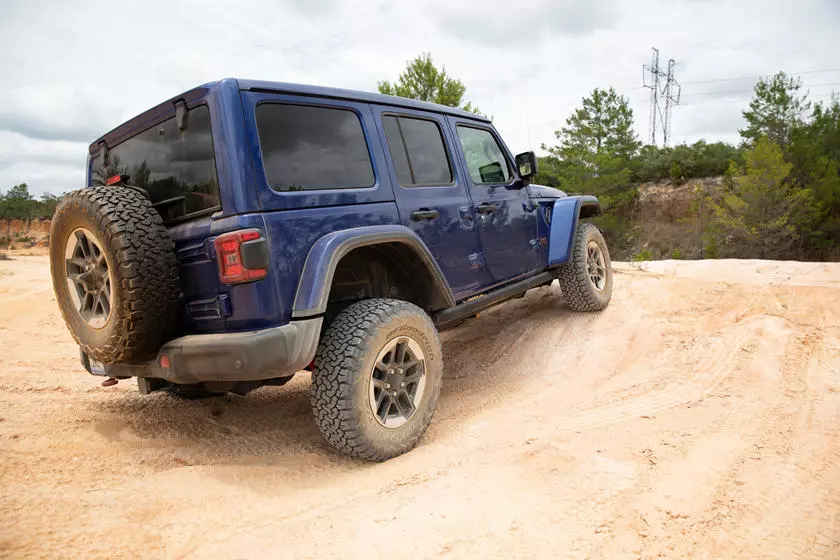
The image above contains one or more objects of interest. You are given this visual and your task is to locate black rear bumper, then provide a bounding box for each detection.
[89,318,323,384]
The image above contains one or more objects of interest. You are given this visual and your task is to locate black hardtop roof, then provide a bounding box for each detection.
[236,78,490,121]
[89,78,490,153]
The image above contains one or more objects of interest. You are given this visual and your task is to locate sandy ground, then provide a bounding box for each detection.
[1,255,840,559]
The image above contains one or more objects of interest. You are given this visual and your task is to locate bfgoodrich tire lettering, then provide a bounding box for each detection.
[310,299,443,461]
[557,222,613,311]
[50,186,180,363]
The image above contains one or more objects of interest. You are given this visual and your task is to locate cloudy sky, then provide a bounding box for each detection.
[1,0,839,197]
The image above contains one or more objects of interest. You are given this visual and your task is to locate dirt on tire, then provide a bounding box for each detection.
[2,256,840,559]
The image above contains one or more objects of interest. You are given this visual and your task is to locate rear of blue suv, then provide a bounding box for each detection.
[51,78,613,460]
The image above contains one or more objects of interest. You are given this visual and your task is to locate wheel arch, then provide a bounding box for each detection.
[292,225,455,319]
[547,195,602,266]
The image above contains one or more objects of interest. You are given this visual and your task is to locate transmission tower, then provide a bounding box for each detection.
[642,47,681,147]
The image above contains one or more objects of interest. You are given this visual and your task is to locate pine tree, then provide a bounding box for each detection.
[378,53,480,113]
[740,72,810,148]
[711,136,813,259]
[542,87,640,194]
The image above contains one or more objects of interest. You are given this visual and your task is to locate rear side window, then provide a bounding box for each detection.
[91,105,220,222]
[256,104,374,191]
[456,126,511,185]
[382,115,453,186]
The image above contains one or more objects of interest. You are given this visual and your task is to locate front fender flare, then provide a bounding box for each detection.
[292,225,456,319]
[547,195,601,266]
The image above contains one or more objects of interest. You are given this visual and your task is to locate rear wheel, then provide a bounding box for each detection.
[557,222,613,311]
[310,299,442,461]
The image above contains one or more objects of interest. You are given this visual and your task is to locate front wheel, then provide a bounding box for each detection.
[310,299,443,461]
[557,222,613,311]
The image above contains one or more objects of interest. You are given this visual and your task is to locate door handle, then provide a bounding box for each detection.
[410,209,440,221]
[475,203,497,215]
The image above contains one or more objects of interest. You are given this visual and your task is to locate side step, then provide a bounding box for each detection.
[433,271,556,329]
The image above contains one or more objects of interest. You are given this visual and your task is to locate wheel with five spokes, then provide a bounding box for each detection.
[557,222,613,311]
[311,299,443,461]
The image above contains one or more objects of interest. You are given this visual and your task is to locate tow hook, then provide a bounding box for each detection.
[101,377,119,387]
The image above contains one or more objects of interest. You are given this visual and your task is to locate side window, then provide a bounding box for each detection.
[256,104,374,191]
[382,115,453,187]
[456,126,511,185]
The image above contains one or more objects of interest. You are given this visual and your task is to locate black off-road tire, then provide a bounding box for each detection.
[50,186,180,363]
[557,222,613,311]
[311,299,443,461]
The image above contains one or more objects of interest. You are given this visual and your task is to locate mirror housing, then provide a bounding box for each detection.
[515,151,538,179]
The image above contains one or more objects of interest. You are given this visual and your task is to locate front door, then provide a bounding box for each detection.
[447,119,539,283]
[372,106,493,300]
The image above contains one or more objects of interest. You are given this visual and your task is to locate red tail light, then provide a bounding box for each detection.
[214,229,268,284]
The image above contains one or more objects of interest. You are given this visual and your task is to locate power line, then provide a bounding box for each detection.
[690,81,840,97]
[679,92,839,107]
[681,66,840,85]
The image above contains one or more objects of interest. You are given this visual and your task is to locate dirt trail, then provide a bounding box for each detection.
[1,255,839,559]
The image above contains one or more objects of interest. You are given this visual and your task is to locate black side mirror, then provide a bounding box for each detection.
[515,151,538,179]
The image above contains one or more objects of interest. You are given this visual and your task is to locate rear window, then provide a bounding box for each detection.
[256,104,375,191]
[90,105,220,222]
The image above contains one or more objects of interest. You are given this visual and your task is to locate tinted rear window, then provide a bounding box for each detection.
[256,104,375,191]
[90,105,220,222]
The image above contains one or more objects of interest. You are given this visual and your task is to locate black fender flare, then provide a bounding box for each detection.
[291,225,455,319]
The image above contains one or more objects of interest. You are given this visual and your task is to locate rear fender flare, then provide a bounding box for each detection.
[547,195,602,266]
[292,225,455,318]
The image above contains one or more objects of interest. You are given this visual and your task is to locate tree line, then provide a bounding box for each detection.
[0,184,60,220]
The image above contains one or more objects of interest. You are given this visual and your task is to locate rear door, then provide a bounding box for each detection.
[371,106,492,299]
[447,118,539,283]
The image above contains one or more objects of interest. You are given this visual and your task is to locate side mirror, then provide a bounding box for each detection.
[515,151,538,179]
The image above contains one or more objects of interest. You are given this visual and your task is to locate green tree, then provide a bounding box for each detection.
[741,71,810,148]
[378,53,480,113]
[787,97,840,254]
[710,136,813,259]
[0,184,36,219]
[542,87,640,194]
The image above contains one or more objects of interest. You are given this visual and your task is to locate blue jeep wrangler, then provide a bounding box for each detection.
[49,79,612,460]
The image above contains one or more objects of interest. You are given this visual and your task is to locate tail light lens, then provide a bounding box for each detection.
[214,229,268,284]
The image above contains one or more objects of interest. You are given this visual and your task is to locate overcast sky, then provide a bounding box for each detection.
[1,0,839,197]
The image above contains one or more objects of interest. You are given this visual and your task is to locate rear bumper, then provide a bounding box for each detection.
[95,318,323,384]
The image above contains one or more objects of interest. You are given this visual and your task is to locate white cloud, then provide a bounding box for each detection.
[0,0,838,196]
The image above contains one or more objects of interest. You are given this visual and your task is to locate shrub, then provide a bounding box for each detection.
[632,248,654,261]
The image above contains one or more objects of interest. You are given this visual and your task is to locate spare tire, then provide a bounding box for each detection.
[50,186,180,363]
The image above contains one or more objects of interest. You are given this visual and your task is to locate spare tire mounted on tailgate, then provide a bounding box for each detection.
[50,186,180,364]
